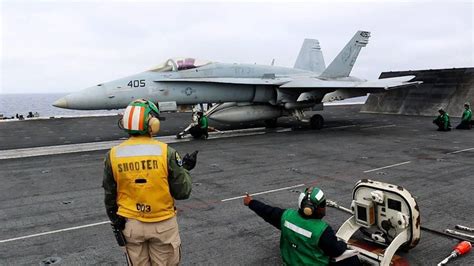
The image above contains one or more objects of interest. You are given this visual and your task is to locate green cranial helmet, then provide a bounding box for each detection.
[308,187,326,206]
[298,186,326,209]
[121,99,160,135]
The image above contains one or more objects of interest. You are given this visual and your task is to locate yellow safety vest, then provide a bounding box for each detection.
[110,136,175,222]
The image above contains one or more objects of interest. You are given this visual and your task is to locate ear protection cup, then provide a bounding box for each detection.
[303,205,314,216]
[299,189,315,217]
[148,117,160,136]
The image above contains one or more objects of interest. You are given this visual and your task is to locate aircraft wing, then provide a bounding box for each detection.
[279,75,421,91]
[154,77,292,86]
[155,75,420,91]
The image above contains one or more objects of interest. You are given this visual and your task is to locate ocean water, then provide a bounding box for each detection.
[0,93,367,118]
[0,93,122,118]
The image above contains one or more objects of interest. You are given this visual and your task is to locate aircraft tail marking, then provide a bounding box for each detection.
[320,31,370,78]
[294,39,326,73]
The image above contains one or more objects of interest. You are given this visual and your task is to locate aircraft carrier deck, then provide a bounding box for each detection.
[1,105,473,265]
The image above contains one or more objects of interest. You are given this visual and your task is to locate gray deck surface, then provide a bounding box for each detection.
[0,105,473,265]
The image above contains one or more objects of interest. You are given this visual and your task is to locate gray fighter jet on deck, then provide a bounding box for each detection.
[53,30,419,131]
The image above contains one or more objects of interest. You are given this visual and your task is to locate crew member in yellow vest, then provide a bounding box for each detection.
[103,99,197,265]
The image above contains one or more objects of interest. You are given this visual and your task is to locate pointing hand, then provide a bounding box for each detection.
[243,193,253,206]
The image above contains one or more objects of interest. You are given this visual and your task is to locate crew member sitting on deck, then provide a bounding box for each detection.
[433,108,451,131]
[456,103,472,130]
[244,186,361,265]
[189,111,209,139]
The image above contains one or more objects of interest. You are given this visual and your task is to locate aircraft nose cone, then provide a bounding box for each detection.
[53,97,68,108]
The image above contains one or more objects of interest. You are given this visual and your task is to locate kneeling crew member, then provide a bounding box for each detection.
[103,99,197,265]
[456,103,472,129]
[244,187,360,265]
[197,111,209,139]
[433,108,451,131]
[189,111,209,139]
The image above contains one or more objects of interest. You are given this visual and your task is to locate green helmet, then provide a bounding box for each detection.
[121,99,160,135]
[298,186,326,217]
[307,187,326,206]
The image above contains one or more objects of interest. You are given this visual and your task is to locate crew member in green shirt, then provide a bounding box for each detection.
[433,108,451,131]
[244,187,360,265]
[197,111,209,138]
[189,111,209,139]
[456,103,472,130]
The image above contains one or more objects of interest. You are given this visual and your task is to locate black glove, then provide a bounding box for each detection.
[111,215,126,231]
[110,215,127,246]
[182,150,198,171]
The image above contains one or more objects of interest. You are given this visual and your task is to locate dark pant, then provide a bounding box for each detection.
[456,121,472,129]
[434,121,451,131]
[189,125,208,139]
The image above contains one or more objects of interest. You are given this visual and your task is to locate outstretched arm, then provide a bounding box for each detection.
[246,197,285,230]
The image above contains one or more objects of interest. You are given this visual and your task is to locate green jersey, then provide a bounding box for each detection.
[199,115,208,129]
[434,113,451,130]
[462,108,472,122]
[280,209,330,265]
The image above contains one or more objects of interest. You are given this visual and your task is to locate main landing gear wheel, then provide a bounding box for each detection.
[264,118,278,128]
[310,114,324,130]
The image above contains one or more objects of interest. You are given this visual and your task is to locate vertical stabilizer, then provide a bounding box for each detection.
[320,31,370,78]
[294,39,326,73]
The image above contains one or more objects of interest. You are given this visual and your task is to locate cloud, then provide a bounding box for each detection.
[1,1,473,93]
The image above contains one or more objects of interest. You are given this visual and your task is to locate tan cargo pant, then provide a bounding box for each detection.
[122,216,181,266]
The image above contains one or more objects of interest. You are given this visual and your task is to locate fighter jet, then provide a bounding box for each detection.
[53,30,419,132]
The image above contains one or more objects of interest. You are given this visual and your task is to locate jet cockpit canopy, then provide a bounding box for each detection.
[150,58,212,72]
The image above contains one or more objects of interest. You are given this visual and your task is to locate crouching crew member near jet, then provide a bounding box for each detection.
[244,187,360,265]
[103,99,198,265]
[190,111,209,139]
[456,103,472,130]
[197,111,208,139]
[433,108,451,131]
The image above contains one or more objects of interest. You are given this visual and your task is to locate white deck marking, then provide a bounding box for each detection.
[0,123,398,160]
[0,221,110,244]
[363,161,412,173]
[276,128,292,133]
[221,183,305,202]
[0,128,266,160]
[361,124,396,130]
[447,147,474,154]
[327,125,357,130]
[324,102,365,106]
[1,183,305,243]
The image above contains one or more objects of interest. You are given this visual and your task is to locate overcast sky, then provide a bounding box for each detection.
[1,0,473,94]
